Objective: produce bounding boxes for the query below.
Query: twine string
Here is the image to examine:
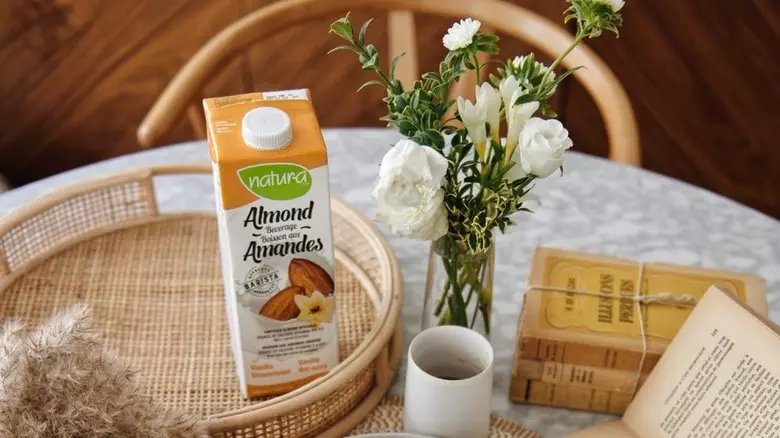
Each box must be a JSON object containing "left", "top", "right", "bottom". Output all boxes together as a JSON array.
[{"left": 526, "top": 262, "right": 698, "bottom": 397}]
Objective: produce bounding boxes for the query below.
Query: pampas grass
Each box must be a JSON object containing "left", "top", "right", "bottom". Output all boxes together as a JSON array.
[{"left": 0, "top": 305, "right": 206, "bottom": 437}]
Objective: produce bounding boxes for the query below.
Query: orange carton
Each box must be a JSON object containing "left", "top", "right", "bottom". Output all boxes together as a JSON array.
[{"left": 204, "top": 89, "right": 338, "bottom": 398}]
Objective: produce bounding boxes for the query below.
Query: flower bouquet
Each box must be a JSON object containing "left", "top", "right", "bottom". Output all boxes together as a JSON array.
[{"left": 329, "top": 0, "right": 624, "bottom": 336}]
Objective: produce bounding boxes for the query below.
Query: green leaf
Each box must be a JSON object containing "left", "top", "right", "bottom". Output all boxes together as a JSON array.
[
  {"left": 552, "top": 66, "right": 583, "bottom": 85},
  {"left": 396, "top": 119, "right": 416, "bottom": 135},
  {"left": 329, "top": 14, "right": 354, "bottom": 41},
  {"left": 357, "top": 80, "right": 384, "bottom": 92},
  {"left": 475, "top": 43, "right": 500, "bottom": 55},
  {"left": 390, "top": 54, "right": 404, "bottom": 78},
  {"left": 357, "top": 17, "right": 375, "bottom": 45},
  {"left": 327, "top": 45, "right": 360, "bottom": 55},
  {"left": 360, "top": 53, "right": 379, "bottom": 70}
]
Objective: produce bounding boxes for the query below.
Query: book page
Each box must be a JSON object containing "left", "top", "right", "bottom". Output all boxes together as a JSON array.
[
  {"left": 623, "top": 286, "right": 780, "bottom": 438},
  {"left": 567, "top": 420, "right": 639, "bottom": 438}
]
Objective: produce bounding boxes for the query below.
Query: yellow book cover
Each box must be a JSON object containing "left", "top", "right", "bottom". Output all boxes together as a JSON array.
[{"left": 519, "top": 248, "right": 766, "bottom": 360}]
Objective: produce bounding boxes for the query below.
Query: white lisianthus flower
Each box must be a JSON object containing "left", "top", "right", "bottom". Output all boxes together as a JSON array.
[
  {"left": 499, "top": 75, "right": 521, "bottom": 106},
  {"left": 506, "top": 97, "right": 540, "bottom": 151},
  {"left": 475, "top": 82, "right": 501, "bottom": 143},
  {"left": 514, "top": 118, "right": 573, "bottom": 178},
  {"left": 442, "top": 18, "right": 481, "bottom": 51},
  {"left": 499, "top": 75, "right": 539, "bottom": 152},
  {"left": 457, "top": 95, "right": 488, "bottom": 159},
  {"left": 594, "top": 0, "right": 624, "bottom": 12},
  {"left": 373, "top": 139, "right": 449, "bottom": 241}
]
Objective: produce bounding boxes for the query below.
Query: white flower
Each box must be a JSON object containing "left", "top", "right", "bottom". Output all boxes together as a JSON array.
[
  {"left": 506, "top": 98, "right": 539, "bottom": 148},
  {"left": 475, "top": 82, "right": 501, "bottom": 143},
  {"left": 513, "top": 118, "right": 573, "bottom": 178},
  {"left": 443, "top": 18, "right": 481, "bottom": 51},
  {"left": 499, "top": 75, "right": 521, "bottom": 107},
  {"left": 373, "top": 139, "right": 449, "bottom": 241},
  {"left": 512, "top": 56, "right": 548, "bottom": 72},
  {"left": 594, "top": 0, "right": 624, "bottom": 11},
  {"left": 499, "top": 76, "right": 539, "bottom": 151},
  {"left": 457, "top": 95, "right": 487, "bottom": 159}
]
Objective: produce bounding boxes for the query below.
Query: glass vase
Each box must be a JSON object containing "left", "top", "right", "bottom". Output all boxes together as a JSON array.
[{"left": 422, "top": 235, "right": 495, "bottom": 337}]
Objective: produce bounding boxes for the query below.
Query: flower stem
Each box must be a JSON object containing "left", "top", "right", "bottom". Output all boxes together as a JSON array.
[
  {"left": 434, "top": 279, "right": 451, "bottom": 316},
  {"left": 472, "top": 53, "right": 482, "bottom": 85},
  {"left": 540, "top": 31, "right": 585, "bottom": 90}
]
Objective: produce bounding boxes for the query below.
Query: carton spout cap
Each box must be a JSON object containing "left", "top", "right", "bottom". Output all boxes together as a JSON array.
[{"left": 241, "top": 107, "right": 293, "bottom": 151}]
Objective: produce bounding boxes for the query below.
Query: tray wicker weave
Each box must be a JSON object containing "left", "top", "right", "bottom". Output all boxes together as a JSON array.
[
  {"left": 0, "top": 165, "right": 402, "bottom": 437},
  {"left": 350, "top": 396, "right": 540, "bottom": 437}
]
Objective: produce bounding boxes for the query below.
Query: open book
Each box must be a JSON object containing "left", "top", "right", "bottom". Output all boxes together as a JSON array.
[{"left": 569, "top": 285, "right": 780, "bottom": 438}]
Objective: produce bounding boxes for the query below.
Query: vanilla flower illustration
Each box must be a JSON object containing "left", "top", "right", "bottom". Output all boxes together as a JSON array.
[
  {"left": 295, "top": 291, "right": 334, "bottom": 326},
  {"left": 442, "top": 18, "right": 481, "bottom": 51}
]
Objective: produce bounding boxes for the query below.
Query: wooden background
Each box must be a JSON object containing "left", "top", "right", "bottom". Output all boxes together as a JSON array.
[{"left": 2, "top": 1, "right": 780, "bottom": 217}]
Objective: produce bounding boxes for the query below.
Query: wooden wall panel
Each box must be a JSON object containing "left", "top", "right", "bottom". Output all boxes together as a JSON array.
[
  {"left": 1, "top": 0, "right": 779, "bottom": 220},
  {"left": 0, "top": 0, "right": 246, "bottom": 184},
  {"left": 564, "top": 0, "right": 780, "bottom": 215}
]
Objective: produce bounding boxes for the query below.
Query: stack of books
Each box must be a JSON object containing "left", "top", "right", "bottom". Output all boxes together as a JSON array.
[{"left": 510, "top": 248, "right": 767, "bottom": 414}]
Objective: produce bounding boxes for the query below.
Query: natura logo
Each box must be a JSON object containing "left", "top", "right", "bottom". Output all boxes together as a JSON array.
[{"left": 238, "top": 163, "right": 312, "bottom": 200}]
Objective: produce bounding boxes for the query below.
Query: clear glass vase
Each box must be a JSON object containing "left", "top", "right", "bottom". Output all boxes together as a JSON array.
[{"left": 422, "top": 236, "right": 496, "bottom": 337}]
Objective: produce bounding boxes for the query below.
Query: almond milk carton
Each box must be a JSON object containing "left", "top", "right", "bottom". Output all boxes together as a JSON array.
[{"left": 204, "top": 89, "right": 338, "bottom": 398}]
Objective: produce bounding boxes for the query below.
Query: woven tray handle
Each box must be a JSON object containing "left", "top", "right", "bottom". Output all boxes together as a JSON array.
[{"left": 0, "top": 165, "right": 211, "bottom": 281}]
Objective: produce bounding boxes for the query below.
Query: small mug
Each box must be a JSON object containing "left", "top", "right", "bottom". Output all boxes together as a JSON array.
[{"left": 403, "top": 326, "right": 494, "bottom": 438}]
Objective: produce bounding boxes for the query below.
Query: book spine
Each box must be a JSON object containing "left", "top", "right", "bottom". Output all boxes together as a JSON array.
[
  {"left": 513, "top": 358, "right": 648, "bottom": 393},
  {"left": 509, "top": 378, "right": 632, "bottom": 415},
  {"left": 518, "top": 335, "right": 661, "bottom": 373}
]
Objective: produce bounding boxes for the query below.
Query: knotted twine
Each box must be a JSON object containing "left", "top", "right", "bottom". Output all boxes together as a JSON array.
[{"left": 525, "top": 262, "right": 698, "bottom": 397}]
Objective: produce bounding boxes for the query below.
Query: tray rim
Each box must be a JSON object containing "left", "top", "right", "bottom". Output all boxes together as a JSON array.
[{"left": 0, "top": 164, "right": 403, "bottom": 435}]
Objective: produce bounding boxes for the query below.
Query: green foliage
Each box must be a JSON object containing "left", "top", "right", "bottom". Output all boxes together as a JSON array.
[
  {"left": 329, "top": 7, "right": 622, "bottom": 256},
  {"left": 329, "top": 7, "right": 623, "bottom": 330},
  {"left": 565, "top": 0, "right": 623, "bottom": 38}
]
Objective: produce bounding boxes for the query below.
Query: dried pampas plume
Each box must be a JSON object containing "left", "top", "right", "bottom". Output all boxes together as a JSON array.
[{"left": 0, "top": 305, "right": 206, "bottom": 437}]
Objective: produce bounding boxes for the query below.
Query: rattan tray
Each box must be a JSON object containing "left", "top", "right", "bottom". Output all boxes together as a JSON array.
[
  {"left": 0, "top": 164, "right": 403, "bottom": 437},
  {"left": 351, "top": 396, "right": 539, "bottom": 437}
]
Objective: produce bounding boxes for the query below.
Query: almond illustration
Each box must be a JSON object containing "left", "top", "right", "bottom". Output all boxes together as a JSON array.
[
  {"left": 259, "top": 285, "right": 304, "bottom": 321},
  {"left": 288, "top": 258, "right": 334, "bottom": 297}
]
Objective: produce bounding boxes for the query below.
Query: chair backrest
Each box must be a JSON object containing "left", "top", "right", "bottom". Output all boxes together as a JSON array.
[{"left": 137, "top": 0, "right": 641, "bottom": 166}]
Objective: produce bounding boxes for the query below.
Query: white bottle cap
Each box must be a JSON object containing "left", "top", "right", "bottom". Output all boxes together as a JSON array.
[{"left": 241, "top": 107, "right": 293, "bottom": 151}]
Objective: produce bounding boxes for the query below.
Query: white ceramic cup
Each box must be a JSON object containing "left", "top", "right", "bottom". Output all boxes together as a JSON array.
[{"left": 403, "top": 326, "right": 494, "bottom": 438}]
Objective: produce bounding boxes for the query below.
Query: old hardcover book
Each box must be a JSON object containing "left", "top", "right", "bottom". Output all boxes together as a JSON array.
[
  {"left": 568, "top": 286, "right": 780, "bottom": 437},
  {"left": 513, "top": 358, "right": 648, "bottom": 393},
  {"left": 512, "top": 377, "right": 634, "bottom": 414},
  {"left": 514, "top": 248, "right": 766, "bottom": 373}
]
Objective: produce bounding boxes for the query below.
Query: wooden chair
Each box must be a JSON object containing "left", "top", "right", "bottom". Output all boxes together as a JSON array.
[{"left": 137, "top": 0, "right": 641, "bottom": 166}]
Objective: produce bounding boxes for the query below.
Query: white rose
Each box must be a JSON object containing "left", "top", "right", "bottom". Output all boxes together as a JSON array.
[
  {"left": 373, "top": 139, "right": 449, "bottom": 241},
  {"left": 516, "top": 118, "right": 573, "bottom": 178},
  {"left": 594, "top": 0, "right": 624, "bottom": 12},
  {"left": 442, "top": 18, "right": 481, "bottom": 51}
]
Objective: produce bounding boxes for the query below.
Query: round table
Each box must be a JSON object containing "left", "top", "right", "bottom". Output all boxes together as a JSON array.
[{"left": 1, "top": 128, "right": 779, "bottom": 437}]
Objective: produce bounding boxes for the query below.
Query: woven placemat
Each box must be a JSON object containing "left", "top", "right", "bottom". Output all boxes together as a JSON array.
[{"left": 350, "top": 396, "right": 540, "bottom": 437}]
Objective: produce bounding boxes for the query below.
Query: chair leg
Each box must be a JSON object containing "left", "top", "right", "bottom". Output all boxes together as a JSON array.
[
  {"left": 186, "top": 102, "right": 207, "bottom": 139},
  {"left": 388, "top": 11, "right": 419, "bottom": 89}
]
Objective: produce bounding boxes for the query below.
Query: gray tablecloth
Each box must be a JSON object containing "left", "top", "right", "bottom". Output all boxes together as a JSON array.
[{"left": 2, "top": 128, "right": 779, "bottom": 437}]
